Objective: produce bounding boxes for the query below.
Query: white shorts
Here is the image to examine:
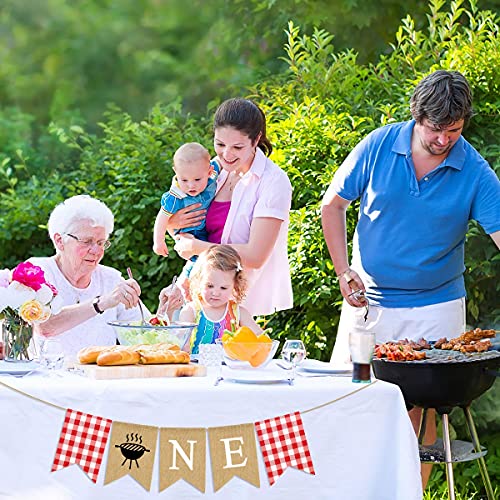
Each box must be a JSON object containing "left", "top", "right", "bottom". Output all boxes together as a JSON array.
[{"left": 330, "top": 297, "right": 466, "bottom": 368}]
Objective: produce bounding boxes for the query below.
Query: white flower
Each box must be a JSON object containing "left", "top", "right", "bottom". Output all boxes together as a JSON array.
[
  {"left": 0, "top": 269, "right": 10, "bottom": 288},
  {"left": 36, "top": 283, "right": 54, "bottom": 305},
  {"left": 7, "top": 282, "right": 36, "bottom": 309},
  {"left": 0, "top": 287, "right": 10, "bottom": 312}
]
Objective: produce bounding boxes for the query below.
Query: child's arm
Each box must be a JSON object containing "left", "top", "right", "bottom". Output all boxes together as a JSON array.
[
  {"left": 179, "top": 303, "right": 196, "bottom": 324},
  {"left": 153, "top": 210, "right": 171, "bottom": 256},
  {"left": 239, "top": 306, "right": 263, "bottom": 335}
]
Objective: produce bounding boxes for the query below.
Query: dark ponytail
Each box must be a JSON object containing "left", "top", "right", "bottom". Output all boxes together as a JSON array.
[{"left": 213, "top": 98, "right": 273, "bottom": 156}]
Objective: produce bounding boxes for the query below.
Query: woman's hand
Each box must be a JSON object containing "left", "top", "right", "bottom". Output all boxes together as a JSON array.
[
  {"left": 173, "top": 233, "right": 197, "bottom": 260},
  {"left": 167, "top": 204, "right": 206, "bottom": 232},
  {"left": 100, "top": 278, "right": 141, "bottom": 310}
]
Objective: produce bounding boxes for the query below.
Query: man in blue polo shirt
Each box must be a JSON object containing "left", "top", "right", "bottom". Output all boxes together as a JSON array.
[
  {"left": 321, "top": 70, "right": 500, "bottom": 486},
  {"left": 322, "top": 70, "right": 499, "bottom": 360}
]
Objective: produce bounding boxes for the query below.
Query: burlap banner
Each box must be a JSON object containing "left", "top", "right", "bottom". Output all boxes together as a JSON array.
[
  {"left": 4, "top": 378, "right": 377, "bottom": 492},
  {"left": 104, "top": 422, "right": 158, "bottom": 491},
  {"left": 159, "top": 427, "right": 207, "bottom": 493},
  {"left": 208, "top": 423, "right": 260, "bottom": 492}
]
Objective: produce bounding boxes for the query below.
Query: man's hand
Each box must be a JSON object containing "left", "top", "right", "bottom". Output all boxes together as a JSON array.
[{"left": 338, "top": 269, "right": 367, "bottom": 308}]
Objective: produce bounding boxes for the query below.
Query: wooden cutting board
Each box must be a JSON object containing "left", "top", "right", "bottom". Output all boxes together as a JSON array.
[{"left": 76, "top": 363, "right": 207, "bottom": 380}]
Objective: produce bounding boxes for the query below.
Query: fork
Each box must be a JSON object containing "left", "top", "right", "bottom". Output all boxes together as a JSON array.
[
  {"left": 126, "top": 267, "right": 146, "bottom": 325},
  {"left": 156, "top": 275, "right": 178, "bottom": 324}
]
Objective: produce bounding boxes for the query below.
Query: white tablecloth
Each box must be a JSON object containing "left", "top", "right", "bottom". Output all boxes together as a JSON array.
[{"left": 0, "top": 364, "right": 422, "bottom": 500}]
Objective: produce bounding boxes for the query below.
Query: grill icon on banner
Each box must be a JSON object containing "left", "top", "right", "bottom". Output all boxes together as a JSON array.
[{"left": 115, "top": 433, "right": 150, "bottom": 469}]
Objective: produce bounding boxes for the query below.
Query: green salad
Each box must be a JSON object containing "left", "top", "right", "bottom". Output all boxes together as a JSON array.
[{"left": 111, "top": 321, "right": 194, "bottom": 348}]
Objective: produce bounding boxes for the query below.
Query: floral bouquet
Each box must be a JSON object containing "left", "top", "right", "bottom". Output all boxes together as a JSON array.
[{"left": 0, "top": 262, "right": 60, "bottom": 362}]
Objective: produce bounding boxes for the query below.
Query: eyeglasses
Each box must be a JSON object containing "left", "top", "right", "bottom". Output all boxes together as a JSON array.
[{"left": 65, "top": 233, "right": 112, "bottom": 250}]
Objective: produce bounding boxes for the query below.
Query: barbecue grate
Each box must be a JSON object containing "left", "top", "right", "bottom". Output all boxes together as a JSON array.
[{"left": 377, "top": 349, "right": 500, "bottom": 364}]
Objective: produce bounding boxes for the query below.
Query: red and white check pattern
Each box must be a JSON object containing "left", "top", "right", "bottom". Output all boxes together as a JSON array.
[
  {"left": 255, "top": 411, "right": 315, "bottom": 486},
  {"left": 52, "top": 408, "right": 112, "bottom": 483}
]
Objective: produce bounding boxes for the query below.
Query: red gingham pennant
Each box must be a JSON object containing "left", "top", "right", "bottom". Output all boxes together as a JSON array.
[
  {"left": 52, "top": 408, "right": 112, "bottom": 483},
  {"left": 255, "top": 411, "right": 315, "bottom": 486}
]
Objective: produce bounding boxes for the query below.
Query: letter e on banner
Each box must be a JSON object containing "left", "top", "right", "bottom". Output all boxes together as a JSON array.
[
  {"left": 159, "top": 428, "right": 206, "bottom": 493},
  {"left": 208, "top": 424, "right": 260, "bottom": 491},
  {"left": 221, "top": 437, "right": 248, "bottom": 469}
]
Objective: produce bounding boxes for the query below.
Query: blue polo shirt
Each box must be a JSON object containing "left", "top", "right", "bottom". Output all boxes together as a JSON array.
[{"left": 332, "top": 120, "right": 500, "bottom": 307}]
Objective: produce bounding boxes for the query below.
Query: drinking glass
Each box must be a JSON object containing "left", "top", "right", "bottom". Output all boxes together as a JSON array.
[
  {"left": 281, "top": 339, "right": 307, "bottom": 380},
  {"left": 40, "top": 338, "right": 65, "bottom": 370},
  {"left": 199, "top": 342, "right": 224, "bottom": 382},
  {"left": 349, "top": 332, "right": 376, "bottom": 383}
]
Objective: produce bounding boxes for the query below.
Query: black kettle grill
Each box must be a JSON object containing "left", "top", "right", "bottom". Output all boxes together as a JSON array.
[{"left": 373, "top": 349, "right": 500, "bottom": 500}]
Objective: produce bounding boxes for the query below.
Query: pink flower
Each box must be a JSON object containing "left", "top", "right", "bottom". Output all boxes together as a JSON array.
[{"left": 11, "top": 262, "right": 46, "bottom": 292}]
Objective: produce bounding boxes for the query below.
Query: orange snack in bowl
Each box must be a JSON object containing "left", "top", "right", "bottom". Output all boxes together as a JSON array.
[
  {"left": 248, "top": 333, "right": 273, "bottom": 367},
  {"left": 222, "top": 326, "right": 260, "bottom": 362}
]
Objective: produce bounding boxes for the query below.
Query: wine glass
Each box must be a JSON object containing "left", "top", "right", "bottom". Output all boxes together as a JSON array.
[
  {"left": 40, "top": 338, "right": 65, "bottom": 371},
  {"left": 281, "top": 339, "right": 307, "bottom": 380}
]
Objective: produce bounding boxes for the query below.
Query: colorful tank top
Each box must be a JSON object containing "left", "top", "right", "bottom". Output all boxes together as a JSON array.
[{"left": 190, "top": 301, "right": 239, "bottom": 355}]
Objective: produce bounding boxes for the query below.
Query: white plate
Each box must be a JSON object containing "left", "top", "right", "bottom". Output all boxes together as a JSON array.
[
  {"left": 223, "top": 376, "right": 292, "bottom": 385},
  {"left": 298, "top": 359, "right": 352, "bottom": 375},
  {"left": 0, "top": 360, "right": 40, "bottom": 376},
  {"left": 222, "top": 369, "right": 292, "bottom": 385}
]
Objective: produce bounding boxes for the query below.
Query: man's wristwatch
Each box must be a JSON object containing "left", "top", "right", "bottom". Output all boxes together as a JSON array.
[
  {"left": 339, "top": 269, "right": 356, "bottom": 284},
  {"left": 92, "top": 296, "right": 104, "bottom": 314}
]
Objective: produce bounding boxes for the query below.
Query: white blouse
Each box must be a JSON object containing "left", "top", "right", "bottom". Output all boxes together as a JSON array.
[
  {"left": 217, "top": 148, "right": 293, "bottom": 316},
  {"left": 29, "top": 256, "right": 144, "bottom": 357}
]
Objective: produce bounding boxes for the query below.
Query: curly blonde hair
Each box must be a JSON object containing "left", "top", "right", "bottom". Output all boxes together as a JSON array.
[{"left": 189, "top": 245, "right": 247, "bottom": 304}]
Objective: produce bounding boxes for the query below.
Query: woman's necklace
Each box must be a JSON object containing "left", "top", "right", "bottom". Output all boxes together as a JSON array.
[{"left": 226, "top": 171, "right": 244, "bottom": 192}]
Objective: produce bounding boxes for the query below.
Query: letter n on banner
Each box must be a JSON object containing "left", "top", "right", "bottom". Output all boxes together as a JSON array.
[
  {"left": 208, "top": 424, "right": 260, "bottom": 492},
  {"left": 104, "top": 422, "right": 157, "bottom": 491},
  {"left": 159, "top": 428, "right": 206, "bottom": 493}
]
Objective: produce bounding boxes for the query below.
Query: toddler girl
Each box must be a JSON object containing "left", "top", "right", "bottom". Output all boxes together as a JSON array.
[{"left": 179, "top": 245, "right": 261, "bottom": 355}]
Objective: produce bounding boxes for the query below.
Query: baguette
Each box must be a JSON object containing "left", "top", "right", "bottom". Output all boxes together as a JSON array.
[
  {"left": 132, "top": 343, "right": 180, "bottom": 353},
  {"left": 139, "top": 350, "right": 190, "bottom": 365},
  {"left": 78, "top": 345, "right": 115, "bottom": 364},
  {"left": 97, "top": 347, "right": 141, "bottom": 366}
]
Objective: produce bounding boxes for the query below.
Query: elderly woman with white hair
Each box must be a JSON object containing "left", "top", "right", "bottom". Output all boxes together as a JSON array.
[{"left": 29, "top": 195, "right": 180, "bottom": 357}]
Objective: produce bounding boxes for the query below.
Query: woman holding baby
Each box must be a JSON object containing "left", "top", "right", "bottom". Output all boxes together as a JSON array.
[{"left": 168, "top": 98, "right": 293, "bottom": 316}]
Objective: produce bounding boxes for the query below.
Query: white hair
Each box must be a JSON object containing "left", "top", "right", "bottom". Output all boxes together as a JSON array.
[{"left": 47, "top": 195, "right": 114, "bottom": 247}]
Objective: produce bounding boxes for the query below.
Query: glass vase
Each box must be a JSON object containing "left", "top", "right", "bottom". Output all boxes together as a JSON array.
[{"left": 2, "top": 310, "right": 34, "bottom": 362}]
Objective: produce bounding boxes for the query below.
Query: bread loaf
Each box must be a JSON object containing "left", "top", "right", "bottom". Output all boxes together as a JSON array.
[
  {"left": 96, "top": 347, "right": 141, "bottom": 366},
  {"left": 139, "top": 350, "right": 190, "bottom": 365},
  {"left": 78, "top": 345, "right": 115, "bottom": 364},
  {"left": 78, "top": 342, "right": 190, "bottom": 366},
  {"left": 132, "top": 343, "right": 180, "bottom": 353}
]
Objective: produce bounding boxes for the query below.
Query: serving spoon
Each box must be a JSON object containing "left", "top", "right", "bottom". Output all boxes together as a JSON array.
[{"left": 126, "top": 267, "right": 147, "bottom": 326}]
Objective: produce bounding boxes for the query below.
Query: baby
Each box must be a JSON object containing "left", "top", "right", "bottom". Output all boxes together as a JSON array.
[{"left": 153, "top": 142, "right": 219, "bottom": 258}]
